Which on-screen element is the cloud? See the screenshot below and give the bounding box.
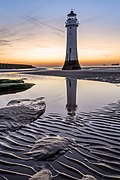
[0,21,39,50]
[53,32,64,39]
[36,44,51,48]
[23,15,64,35]
[0,13,65,56]
[0,29,11,46]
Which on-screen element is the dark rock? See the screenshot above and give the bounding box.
[29,169,52,180]
[0,97,46,131]
[26,135,72,160]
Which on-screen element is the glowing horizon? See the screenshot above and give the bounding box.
[0,0,120,67]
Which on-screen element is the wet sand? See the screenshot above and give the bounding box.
[0,102,120,180]
[0,67,120,179]
[22,67,120,84]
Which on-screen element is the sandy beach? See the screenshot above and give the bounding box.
[0,68,120,180]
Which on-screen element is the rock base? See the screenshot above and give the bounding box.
[29,169,52,180]
[62,60,81,70]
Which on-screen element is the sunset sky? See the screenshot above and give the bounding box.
[0,0,120,66]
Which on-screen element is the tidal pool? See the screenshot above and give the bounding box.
[0,73,120,115]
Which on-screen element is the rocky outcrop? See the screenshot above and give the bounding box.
[0,97,46,131]
[29,169,52,180]
[26,135,72,160]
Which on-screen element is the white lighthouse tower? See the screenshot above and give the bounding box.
[62,10,81,70]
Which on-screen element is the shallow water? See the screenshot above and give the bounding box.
[0,72,120,180]
[0,73,120,114]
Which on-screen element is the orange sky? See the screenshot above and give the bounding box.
[0,35,120,66]
[0,28,120,67]
[1,42,119,67]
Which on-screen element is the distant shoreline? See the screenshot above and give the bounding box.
[0,63,36,69]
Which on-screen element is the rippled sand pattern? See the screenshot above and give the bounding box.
[0,102,120,179]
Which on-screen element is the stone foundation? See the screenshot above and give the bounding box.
[62,60,81,70]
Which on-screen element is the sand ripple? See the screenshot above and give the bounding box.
[0,102,120,179]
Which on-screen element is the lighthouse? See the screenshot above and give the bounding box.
[62,10,81,70]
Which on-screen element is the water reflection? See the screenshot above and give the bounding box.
[0,73,120,115]
[66,77,77,116]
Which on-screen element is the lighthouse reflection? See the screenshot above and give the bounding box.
[66,77,77,116]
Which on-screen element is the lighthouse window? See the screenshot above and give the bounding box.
[70,27,72,29]
[69,48,72,53]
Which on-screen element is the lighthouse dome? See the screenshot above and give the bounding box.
[68,10,76,17]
